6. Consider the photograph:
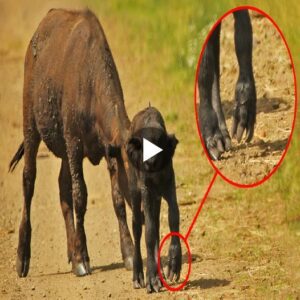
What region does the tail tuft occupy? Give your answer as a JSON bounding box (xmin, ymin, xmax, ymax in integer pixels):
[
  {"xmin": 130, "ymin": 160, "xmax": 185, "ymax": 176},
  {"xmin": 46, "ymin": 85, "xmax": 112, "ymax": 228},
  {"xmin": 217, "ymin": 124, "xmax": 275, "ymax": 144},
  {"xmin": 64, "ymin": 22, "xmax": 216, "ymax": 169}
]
[{"xmin": 9, "ymin": 142, "xmax": 24, "ymax": 172}]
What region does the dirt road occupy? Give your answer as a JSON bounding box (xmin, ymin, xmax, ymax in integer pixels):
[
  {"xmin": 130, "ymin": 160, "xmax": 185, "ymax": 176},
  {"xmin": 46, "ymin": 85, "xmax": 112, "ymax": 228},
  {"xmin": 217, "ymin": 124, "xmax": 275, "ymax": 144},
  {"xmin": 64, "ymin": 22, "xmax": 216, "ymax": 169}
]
[{"xmin": 0, "ymin": 2, "xmax": 299, "ymax": 299}]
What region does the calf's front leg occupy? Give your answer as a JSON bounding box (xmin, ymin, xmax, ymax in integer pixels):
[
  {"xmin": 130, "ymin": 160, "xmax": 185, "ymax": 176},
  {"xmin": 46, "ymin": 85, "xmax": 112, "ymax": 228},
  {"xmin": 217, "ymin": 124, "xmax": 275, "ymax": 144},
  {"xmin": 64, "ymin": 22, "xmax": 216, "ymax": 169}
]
[
  {"xmin": 163, "ymin": 170, "xmax": 182, "ymax": 282},
  {"xmin": 131, "ymin": 189, "xmax": 145, "ymax": 289},
  {"xmin": 142, "ymin": 185, "xmax": 162, "ymax": 293}
]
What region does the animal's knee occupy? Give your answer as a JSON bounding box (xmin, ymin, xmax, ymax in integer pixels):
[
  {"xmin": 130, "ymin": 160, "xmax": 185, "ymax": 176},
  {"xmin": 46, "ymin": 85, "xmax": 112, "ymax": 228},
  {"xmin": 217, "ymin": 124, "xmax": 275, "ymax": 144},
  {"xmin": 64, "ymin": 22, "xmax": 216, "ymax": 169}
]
[
  {"xmin": 112, "ymin": 188, "xmax": 126, "ymax": 218},
  {"xmin": 72, "ymin": 181, "xmax": 87, "ymax": 214}
]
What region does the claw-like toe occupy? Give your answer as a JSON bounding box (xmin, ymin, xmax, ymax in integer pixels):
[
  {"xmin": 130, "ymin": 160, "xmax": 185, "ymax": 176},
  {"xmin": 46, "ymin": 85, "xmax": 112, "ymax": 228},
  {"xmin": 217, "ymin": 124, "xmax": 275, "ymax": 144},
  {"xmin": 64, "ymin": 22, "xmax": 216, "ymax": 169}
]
[
  {"xmin": 236, "ymin": 124, "xmax": 245, "ymax": 143},
  {"xmin": 133, "ymin": 275, "xmax": 145, "ymax": 289},
  {"xmin": 146, "ymin": 276, "xmax": 162, "ymax": 293},
  {"xmin": 232, "ymin": 79, "xmax": 256, "ymax": 143}
]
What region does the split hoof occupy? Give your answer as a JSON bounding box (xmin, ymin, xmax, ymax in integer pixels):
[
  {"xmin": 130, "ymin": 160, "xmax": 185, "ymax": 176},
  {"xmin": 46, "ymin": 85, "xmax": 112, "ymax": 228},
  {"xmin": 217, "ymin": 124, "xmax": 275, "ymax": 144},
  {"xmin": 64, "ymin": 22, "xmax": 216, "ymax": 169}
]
[{"xmin": 72, "ymin": 260, "xmax": 91, "ymax": 276}]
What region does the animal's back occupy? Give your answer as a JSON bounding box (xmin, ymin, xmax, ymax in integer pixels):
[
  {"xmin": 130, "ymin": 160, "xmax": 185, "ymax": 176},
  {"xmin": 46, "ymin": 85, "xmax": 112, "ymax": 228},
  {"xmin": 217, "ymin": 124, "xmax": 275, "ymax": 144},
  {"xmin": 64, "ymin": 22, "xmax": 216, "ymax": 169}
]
[{"xmin": 23, "ymin": 9, "xmax": 126, "ymax": 159}]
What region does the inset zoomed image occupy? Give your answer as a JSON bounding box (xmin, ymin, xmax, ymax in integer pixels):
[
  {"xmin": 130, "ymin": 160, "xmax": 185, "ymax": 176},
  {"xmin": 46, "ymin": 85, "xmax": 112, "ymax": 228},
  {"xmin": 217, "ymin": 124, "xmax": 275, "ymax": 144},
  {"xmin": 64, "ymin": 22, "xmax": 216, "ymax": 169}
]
[{"xmin": 196, "ymin": 8, "xmax": 296, "ymax": 186}]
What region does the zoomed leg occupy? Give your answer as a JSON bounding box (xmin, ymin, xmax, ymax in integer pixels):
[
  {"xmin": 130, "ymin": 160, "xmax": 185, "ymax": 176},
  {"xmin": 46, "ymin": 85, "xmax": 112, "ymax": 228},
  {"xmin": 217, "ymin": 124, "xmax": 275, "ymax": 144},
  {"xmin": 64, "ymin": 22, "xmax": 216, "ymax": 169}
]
[
  {"xmin": 198, "ymin": 23, "xmax": 229, "ymax": 160},
  {"xmin": 232, "ymin": 10, "xmax": 257, "ymax": 142},
  {"xmin": 211, "ymin": 23, "xmax": 231, "ymax": 151}
]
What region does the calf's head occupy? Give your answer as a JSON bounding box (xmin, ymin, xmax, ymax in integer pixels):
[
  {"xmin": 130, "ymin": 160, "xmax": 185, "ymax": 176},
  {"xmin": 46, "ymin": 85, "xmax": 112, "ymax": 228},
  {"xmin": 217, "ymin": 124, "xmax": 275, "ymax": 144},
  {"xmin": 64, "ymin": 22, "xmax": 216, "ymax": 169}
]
[
  {"xmin": 126, "ymin": 107, "xmax": 178, "ymax": 172},
  {"xmin": 107, "ymin": 107, "xmax": 178, "ymax": 173}
]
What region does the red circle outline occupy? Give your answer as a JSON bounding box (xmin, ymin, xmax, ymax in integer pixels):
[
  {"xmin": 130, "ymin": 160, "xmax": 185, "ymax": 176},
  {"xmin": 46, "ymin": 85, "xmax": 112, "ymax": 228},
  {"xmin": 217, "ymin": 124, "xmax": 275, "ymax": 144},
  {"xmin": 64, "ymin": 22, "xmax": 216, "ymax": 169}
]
[
  {"xmin": 157, "ymin": 232, "xmax": 192, "ymax": 292},
  {"xmin": 194, "ymin": 5, "xmax": 298, "ymax": 188}
]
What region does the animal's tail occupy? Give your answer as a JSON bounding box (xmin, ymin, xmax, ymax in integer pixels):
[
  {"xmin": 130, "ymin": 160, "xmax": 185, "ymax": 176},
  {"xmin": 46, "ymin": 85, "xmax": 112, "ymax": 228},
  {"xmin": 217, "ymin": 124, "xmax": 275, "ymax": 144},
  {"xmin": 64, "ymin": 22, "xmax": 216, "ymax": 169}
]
[{"xmin": 9, "ymin": 142, "xmax": 24, "ymax": 172}]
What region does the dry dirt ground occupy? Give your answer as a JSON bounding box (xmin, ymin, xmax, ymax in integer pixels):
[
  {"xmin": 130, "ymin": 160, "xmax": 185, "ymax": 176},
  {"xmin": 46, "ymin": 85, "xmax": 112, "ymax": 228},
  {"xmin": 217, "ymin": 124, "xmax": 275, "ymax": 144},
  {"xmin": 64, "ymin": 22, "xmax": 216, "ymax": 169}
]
[
  {"xmin": 0, "ymin": 2, "xmax": 299, "ymax": 300},
  {"xmin": 211, "ymin": 11, "xmax": 295, "ymax": 185}
]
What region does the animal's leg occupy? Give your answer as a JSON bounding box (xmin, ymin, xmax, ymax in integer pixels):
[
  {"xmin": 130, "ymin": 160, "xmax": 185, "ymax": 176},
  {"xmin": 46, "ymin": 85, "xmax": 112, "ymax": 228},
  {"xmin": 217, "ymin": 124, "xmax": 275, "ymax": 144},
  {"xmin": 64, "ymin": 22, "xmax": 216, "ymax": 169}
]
[
  {"xmin": 58, "ymin": 158, "xmax": 75, "ymax": 264},
  {"xmin": 153, "ymin": 196, "xmax": 161, "ymax": 273},
  {"xmin": 16, "ymin": 126, "xmax": 40, "ymax": 277},
  {"xmin": 198, "ymin": 23, "xmax": 229, "ymax": 160},
  {"xmin": 232, "ymin": 10, "xmax": 257, "ymax": 142},
  {"xmin": 131, "ymin": 190, "xmax": 145, "ymax": 289},
  {"xmin": 211, "ymin": 23, "xmax": 231, "ymax": 151},
  {"xmin": 65, "ymin": 137, "xmax": 91, "ymax": 276},
  {"xmin": 162, "ymin": 170, "xmax": 181, "ymax": 282},
  {"xmin": 143, "ymin": 186, "xmax": 162, "ymax": 293},
  {"xmin": 107, "ymin": 157, "xmax": 134, "ymax": 270}
]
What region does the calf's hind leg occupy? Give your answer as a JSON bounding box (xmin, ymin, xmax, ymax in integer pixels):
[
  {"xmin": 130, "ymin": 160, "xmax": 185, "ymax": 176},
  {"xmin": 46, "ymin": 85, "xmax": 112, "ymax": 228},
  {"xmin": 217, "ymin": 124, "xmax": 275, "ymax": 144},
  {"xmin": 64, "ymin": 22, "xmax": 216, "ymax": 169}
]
[
  {"xmin": 58, "ymin": 158, "xmax": 75, "ymax": 264},
  {"xmin": 16, "ymin": 128, "xmax": 40, "ymax": 277},
  {"xmin": 232, "ymin": 10, "xmax": 257, "ymax": 142}
]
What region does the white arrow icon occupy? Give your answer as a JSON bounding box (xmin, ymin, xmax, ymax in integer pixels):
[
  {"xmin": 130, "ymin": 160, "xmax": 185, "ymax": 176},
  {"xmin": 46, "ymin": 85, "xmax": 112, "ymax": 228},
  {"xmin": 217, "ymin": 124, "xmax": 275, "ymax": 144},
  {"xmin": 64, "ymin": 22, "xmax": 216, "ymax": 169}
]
[{"xmin": 143, "ymin": 138, "xmax": 163, "ymax": 162}]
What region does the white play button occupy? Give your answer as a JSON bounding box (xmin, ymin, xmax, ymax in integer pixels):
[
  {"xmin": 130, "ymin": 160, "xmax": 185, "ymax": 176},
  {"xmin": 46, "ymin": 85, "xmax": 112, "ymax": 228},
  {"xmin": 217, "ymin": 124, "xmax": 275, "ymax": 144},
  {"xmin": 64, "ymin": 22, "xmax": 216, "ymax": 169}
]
[{"xmin": 143, "ymin": 138, "xmax": 163, "ymax": 162}]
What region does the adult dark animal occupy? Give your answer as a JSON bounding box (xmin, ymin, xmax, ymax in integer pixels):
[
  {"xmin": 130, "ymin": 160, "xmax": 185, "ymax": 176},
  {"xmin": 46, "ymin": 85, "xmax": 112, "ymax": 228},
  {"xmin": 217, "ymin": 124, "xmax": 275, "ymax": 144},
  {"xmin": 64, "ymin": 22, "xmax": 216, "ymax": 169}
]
[
  {"xmin": 9, "ymin": 8, "xmax": 181, "ymax": 293},
  {"xmin": 198, "ymin": 9, "xmax": 257, "ymax": 160}
]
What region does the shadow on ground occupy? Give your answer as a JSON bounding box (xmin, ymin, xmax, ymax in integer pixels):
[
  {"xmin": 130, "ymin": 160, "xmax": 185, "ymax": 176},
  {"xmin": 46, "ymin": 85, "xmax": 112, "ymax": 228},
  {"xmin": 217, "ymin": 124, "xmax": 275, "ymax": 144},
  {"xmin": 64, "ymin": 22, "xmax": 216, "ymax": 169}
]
[
  {"xmin": 227, "ymin": 137, "xmax": 289, "ymax": 152},
  {"xmin": 186, "ymin": 278, "xmax": 231, "ymax": 290},
  {"xmin": 222, "ymin": 97, "xmax": 292, "ymax": 120}
]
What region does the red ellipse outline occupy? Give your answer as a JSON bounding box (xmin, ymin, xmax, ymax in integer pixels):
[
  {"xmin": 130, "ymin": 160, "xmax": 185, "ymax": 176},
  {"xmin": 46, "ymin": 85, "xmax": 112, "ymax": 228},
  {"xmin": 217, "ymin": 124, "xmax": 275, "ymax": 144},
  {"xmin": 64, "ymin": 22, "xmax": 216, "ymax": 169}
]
[
  {"xmin": 157, "ymin": 232, "xmax": 192, "ymax": 292},
  {"xmin": 194, "ymin": 5, "xmax": 298, "ymax": 189}
]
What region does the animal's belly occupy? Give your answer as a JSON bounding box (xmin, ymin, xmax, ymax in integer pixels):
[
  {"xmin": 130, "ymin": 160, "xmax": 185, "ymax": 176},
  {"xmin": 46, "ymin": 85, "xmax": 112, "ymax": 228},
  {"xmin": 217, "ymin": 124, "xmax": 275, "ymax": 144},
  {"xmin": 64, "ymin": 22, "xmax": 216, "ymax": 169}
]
[{"xmin": 34, "ymin": 95, "xmax": 66, "ymax": 158}]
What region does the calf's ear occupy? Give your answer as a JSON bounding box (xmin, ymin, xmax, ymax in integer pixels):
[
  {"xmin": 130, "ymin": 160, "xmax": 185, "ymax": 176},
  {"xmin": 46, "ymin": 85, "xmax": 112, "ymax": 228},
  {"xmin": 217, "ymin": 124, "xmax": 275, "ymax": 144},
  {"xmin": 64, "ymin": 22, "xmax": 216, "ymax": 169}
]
[
  {"xmin": 166, "ymin": 134, "xmax": 179, "ymax": 158},
  {"xmin": 126, "ymin": 136, "xmax": 143, "ymax": 167}
]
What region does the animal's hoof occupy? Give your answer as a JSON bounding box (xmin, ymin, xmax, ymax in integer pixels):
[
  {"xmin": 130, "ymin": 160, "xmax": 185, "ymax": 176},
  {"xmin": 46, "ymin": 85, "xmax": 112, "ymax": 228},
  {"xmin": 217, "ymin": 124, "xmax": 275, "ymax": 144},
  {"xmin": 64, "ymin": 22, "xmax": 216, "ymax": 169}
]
[
  {"xmin": 146, "ymin": 275, "xmax": 162, "ymax": 293},
  {"xmin": 72, "ymin": 261, "xmax": 91, "ymax": 276},
  {"xmin": 133, "ymin": 271, "xmax": 145, "ymax": 289},
  {"xmin": 167, "ymin": 242, "xmax": 182, "ymax": 282},
  {"xmin": 16, "ymin": 255, "xmax": 30, "ymax": 277},
  {"xmin": 133, "ymin": 278, "xmax": 145, "ymax": 289},
  {"xmin": 200, "ymin": 107, "xmax": 231, "ymax": 161},
  {"xmin": 224, "ymin": 136, "xmax": 232, "ymax": 152},
  {"xmin": 124, "ymin": 256, "xmax": 133, "ymax": 271}
]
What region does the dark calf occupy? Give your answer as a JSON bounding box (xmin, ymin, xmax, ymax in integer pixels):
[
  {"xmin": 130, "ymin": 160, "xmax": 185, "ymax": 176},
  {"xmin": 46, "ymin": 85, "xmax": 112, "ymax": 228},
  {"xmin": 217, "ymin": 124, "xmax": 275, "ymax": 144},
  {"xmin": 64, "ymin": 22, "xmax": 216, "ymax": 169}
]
[
  {"xmin": 122, "ymin": 107, "xmax": 181, "ymax": 293},
  {"xmin": 198, "ymin": 9, "xmax": 257, "ymax": 160}
]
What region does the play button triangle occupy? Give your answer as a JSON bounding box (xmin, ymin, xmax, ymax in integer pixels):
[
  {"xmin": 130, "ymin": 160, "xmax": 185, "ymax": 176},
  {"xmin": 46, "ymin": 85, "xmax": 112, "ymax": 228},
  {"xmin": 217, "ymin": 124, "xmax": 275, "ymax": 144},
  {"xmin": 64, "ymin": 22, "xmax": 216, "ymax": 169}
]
[{"xmin": 143, "ymin": 138, "xmax": 163, "ymax": 162}]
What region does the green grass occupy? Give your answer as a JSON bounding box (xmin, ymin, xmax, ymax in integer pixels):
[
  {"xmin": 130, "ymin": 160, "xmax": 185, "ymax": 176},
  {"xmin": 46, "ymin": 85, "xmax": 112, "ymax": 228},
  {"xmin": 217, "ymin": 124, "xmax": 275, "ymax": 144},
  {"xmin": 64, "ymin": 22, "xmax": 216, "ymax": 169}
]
[{"xmin": 83, "ymin": 0, "xmax": 300, "ymax": 228}]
